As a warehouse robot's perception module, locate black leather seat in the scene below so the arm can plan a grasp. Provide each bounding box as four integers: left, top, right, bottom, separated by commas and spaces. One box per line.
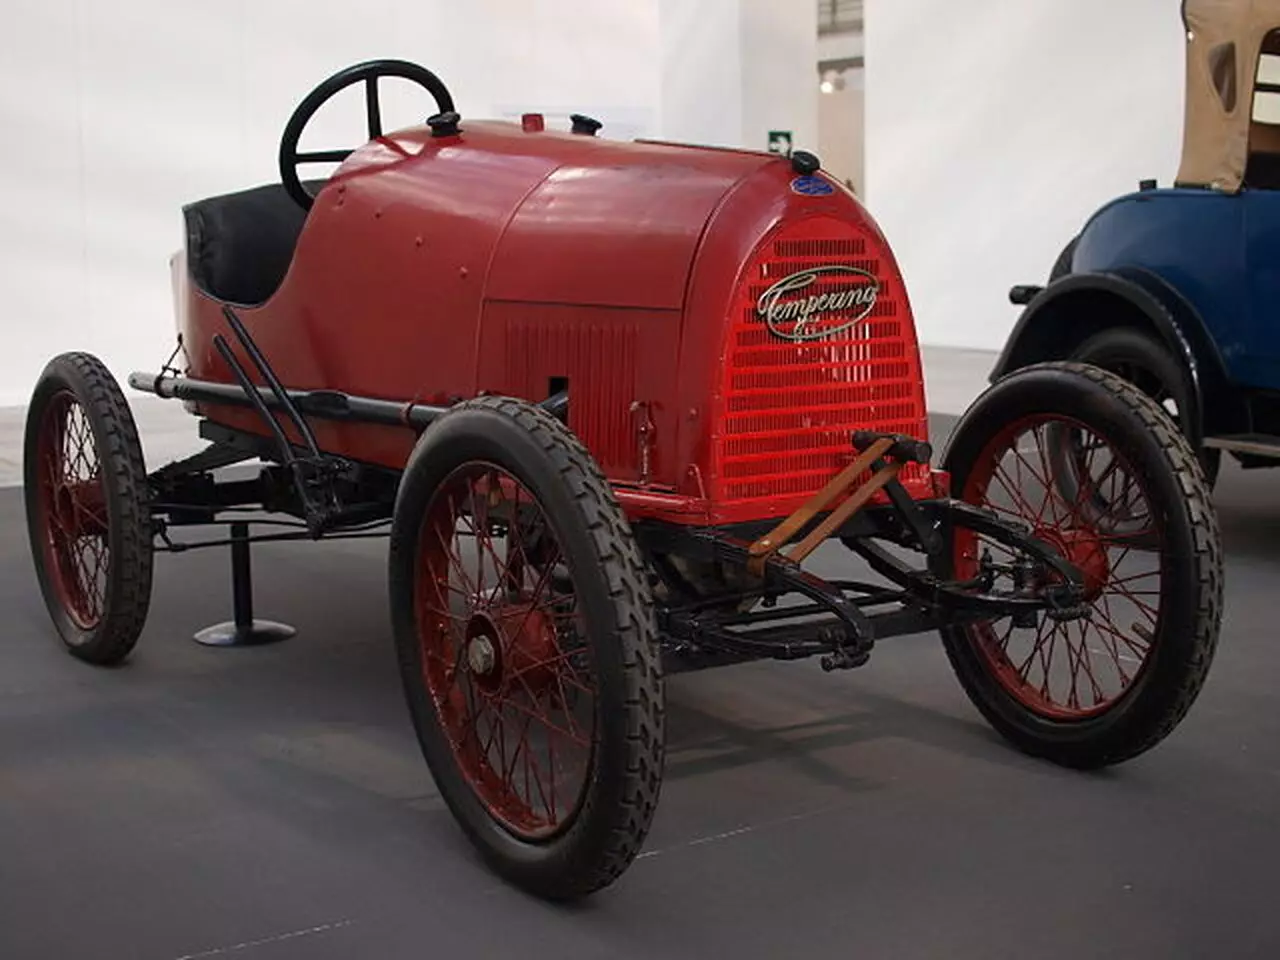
182, 182, 316, 306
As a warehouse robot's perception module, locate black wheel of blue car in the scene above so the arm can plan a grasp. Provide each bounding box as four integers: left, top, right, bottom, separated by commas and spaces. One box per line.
939, 362, 1222, 769
1066, 326, 1220, 490
388, 396, 664, 901
23, 353, 153, 665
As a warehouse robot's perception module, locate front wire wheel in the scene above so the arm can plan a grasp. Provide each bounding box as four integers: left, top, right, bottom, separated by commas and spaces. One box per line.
418, 462, 595, 840
940, 362, 1222, 768
389, 396, 664, 900
23, 352, 153, 665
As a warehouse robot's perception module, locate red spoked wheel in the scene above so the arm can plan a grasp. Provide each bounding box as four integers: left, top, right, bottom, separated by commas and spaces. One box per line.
940, 363, 1222, 768
955, 414, 1162, 719
36, 391, 111, 628
389, 396, 664, 900
23, 353, 153, 665
417, 462, 596, 840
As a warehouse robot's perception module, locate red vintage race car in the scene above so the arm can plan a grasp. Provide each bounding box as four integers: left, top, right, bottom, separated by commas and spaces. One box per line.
23, 60, 1223, 900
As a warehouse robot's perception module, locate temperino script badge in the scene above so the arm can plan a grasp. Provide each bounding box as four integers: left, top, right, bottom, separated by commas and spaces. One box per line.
755, 265, 880, 342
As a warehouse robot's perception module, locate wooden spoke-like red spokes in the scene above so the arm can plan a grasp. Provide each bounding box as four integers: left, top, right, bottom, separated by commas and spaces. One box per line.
35, 391, 111, 630
414, 462, 596, 840
953, 414, 1163, 720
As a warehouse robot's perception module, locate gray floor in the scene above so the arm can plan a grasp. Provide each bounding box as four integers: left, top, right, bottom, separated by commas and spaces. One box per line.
3, 416, 1279, 960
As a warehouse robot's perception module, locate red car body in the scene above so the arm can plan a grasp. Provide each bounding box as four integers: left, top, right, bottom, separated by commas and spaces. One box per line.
175, 120, 937, 526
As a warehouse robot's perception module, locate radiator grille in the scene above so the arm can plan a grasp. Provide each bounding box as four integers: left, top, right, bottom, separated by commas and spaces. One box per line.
711, 216, 928, 507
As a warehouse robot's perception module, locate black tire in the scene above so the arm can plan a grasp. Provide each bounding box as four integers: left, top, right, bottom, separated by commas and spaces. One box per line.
23, 352, 153, 665
1069, 326, 1220, 488
388, 395, 664, 900
939, 362, 1222, 769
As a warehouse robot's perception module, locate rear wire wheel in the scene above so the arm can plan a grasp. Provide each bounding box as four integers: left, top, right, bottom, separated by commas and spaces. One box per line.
23, 352, 153, 665
388, 396, 664, 900
940, 362, 1222, 768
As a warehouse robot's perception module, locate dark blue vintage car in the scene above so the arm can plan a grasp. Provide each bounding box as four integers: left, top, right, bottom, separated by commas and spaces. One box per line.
995, 0, 1280, 487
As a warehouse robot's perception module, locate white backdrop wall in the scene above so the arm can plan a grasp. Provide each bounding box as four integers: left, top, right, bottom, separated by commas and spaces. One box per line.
0, 0, 815, 408
819, 72, 864, 194
817, 25, 865, 193
658, 0, 818, 155
865, 0, 1187, 352
659, 0, 745, 147
740, 0, 819, 155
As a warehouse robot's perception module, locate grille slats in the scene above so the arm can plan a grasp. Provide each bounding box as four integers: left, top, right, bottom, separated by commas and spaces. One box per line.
712, 216, 928, 509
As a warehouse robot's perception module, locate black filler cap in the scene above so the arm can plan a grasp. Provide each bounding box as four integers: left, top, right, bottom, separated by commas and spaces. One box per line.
570, 113, 603, 136
790, 150, 821, 175
427, 111, 462, 137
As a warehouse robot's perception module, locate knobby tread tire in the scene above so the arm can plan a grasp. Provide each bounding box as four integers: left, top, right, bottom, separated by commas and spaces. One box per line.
388, 395, 664, 900
24, 352, 154, 665
940, 361, 1223, 769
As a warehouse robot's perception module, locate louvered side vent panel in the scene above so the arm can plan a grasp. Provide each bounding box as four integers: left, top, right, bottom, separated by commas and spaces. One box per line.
712, 217, 928, 509
505, 313, 639, 478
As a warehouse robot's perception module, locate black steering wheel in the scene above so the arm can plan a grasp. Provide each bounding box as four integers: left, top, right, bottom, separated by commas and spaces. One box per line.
278, 59, 457, 211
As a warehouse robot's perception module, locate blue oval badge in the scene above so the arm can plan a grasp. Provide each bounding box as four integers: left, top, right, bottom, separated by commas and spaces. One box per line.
790, 174, 834, 197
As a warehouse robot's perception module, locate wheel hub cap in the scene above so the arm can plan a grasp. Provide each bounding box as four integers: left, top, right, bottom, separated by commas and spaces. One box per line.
466, 634, 497, 676
464, 614, 503, 688
462, 604, 560, 693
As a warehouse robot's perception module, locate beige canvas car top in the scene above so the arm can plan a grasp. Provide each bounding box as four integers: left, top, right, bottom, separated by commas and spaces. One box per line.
1178, 0, 1280, 191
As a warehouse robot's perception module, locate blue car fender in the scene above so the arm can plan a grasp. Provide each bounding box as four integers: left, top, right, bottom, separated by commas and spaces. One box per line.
992, 268, 1245, 439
